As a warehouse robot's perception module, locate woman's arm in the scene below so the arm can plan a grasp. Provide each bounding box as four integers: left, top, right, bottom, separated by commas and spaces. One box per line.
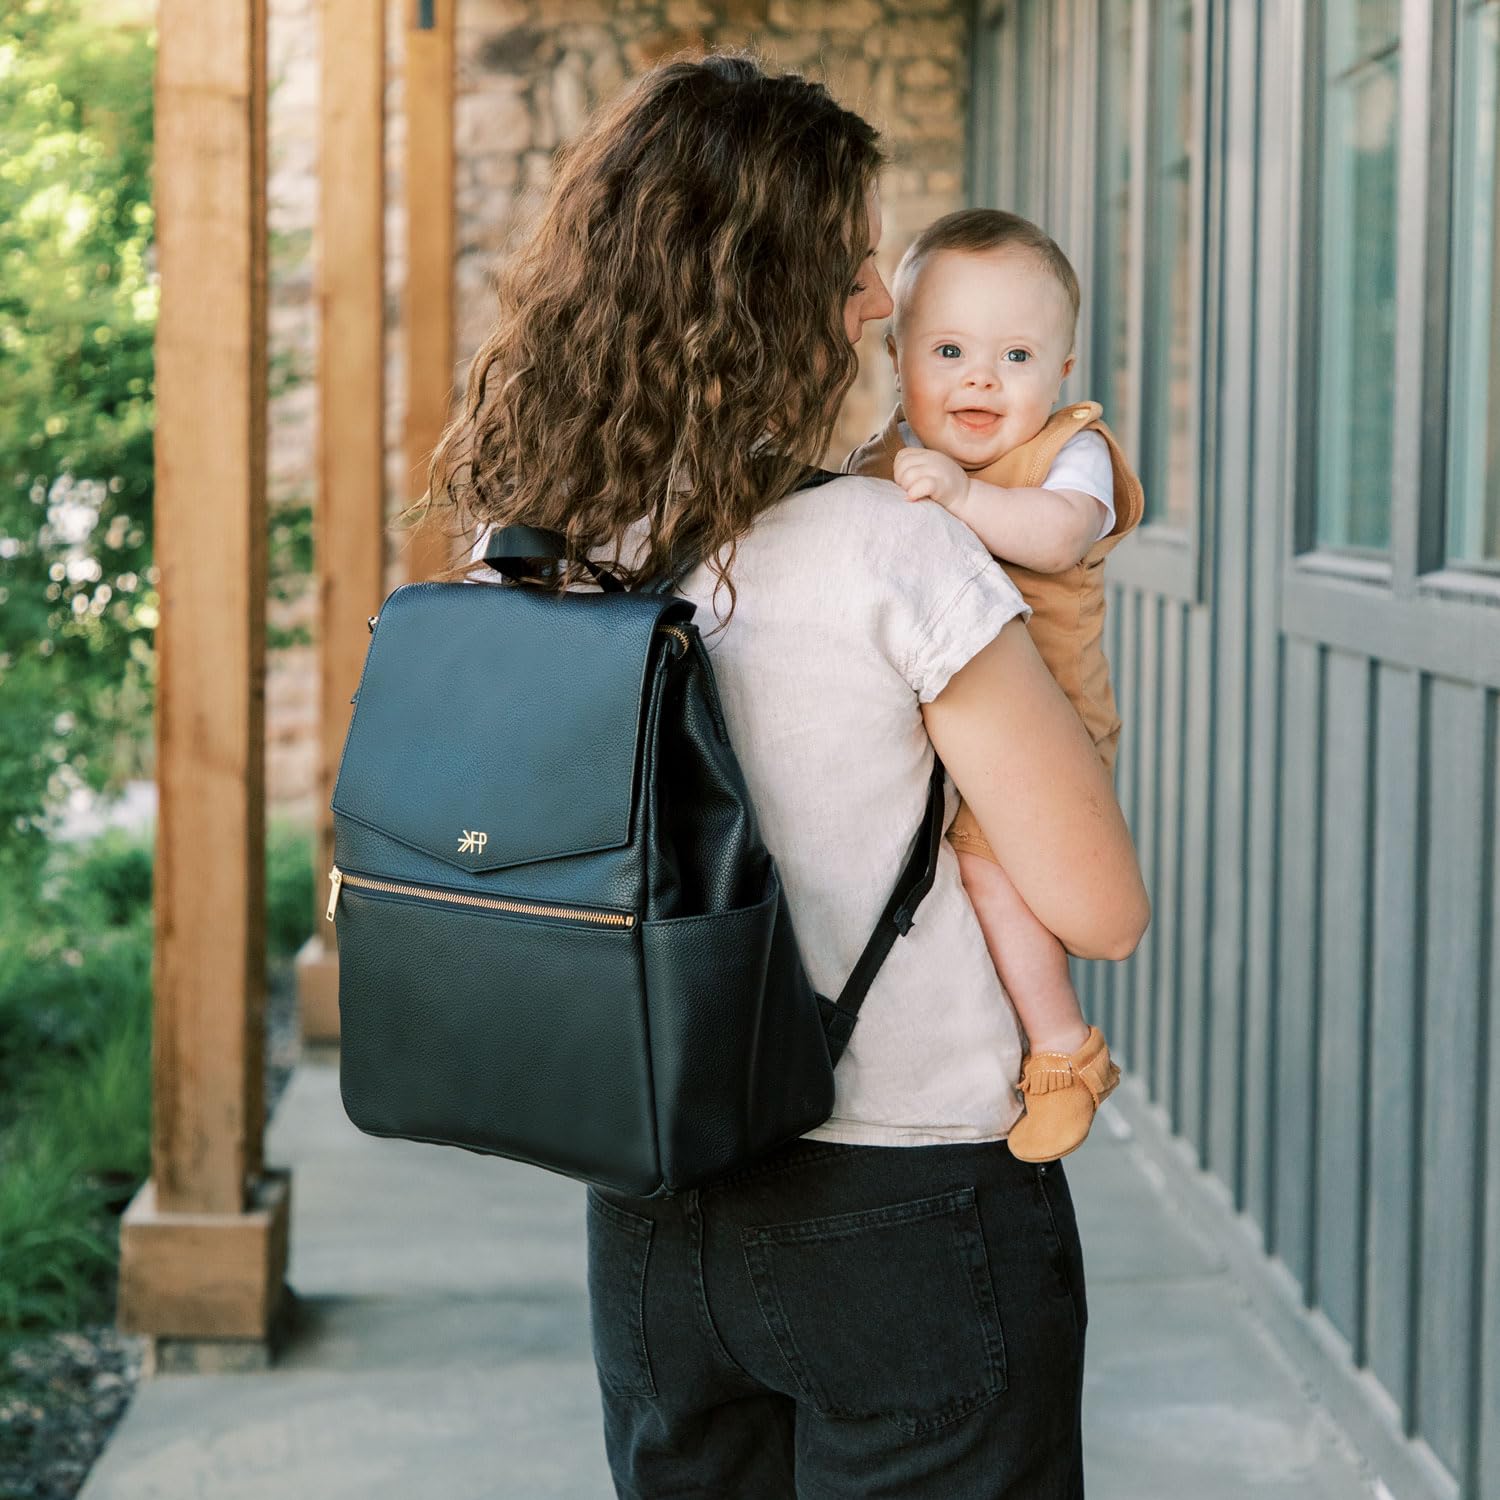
921, 617, 1149, 961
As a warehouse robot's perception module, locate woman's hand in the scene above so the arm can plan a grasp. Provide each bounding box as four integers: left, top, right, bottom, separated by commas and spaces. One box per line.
921, 617, 1149, 961
893, 447, 971, 515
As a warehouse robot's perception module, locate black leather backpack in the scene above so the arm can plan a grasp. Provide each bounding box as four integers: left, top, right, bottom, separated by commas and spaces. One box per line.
326, 474, 945, 1196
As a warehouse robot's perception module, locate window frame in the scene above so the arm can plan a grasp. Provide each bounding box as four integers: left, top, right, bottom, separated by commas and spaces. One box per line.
969, 1, 1014, 208
1279, 0, 1500, 679
1102, 0, 1218, 605
971, 0, 1099, 407
1310, 3, 1405, 559
1090, 0, 1139, 451
969, 0, 1219, 603
1440, 0, 1500, 576
972, 0, 1056, 219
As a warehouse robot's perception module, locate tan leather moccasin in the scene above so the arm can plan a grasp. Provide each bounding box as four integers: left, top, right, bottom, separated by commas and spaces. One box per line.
1006, 1025, 1121, 1164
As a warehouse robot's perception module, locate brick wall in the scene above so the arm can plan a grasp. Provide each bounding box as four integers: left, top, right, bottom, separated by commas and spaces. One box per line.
265, 0, 971, 815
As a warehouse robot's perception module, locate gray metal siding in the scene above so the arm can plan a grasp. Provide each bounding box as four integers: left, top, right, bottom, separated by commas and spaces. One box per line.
1097, 588, 1498, 1484
972, 0, 1498, 1488
1368, 664, 1422, 1408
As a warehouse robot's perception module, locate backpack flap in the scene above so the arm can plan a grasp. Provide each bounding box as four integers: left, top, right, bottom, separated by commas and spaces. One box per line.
331, 580, 693, 875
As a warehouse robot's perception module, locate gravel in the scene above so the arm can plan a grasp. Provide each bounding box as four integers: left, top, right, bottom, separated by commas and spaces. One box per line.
0, 1327, 145, 1500
265, 951, 302, 1116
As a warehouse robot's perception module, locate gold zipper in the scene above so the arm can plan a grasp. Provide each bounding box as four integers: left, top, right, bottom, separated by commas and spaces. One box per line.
326, 865, 634, 928
660, 624, 691, 653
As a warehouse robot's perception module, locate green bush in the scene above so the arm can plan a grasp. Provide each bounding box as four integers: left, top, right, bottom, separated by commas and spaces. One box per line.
0, 0, 157, 895
0, 831, 153, 1117
266, 818, 316, 960
0, 1127, 116, 1332
0, 0, 320, 1348
0, 818, 314, 1339
0, 830, 153, 1337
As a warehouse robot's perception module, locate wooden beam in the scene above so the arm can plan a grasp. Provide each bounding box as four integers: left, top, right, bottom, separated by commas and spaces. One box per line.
143, 0, 268, 1214
119, 0, 289, 1343
298, 0, 387, 1041
401, 0, 457, 581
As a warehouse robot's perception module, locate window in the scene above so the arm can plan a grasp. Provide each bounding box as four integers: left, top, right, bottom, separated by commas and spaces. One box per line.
1095, 0, 1135, 440
1281, 0, 1500, 677
1312, 0, 1400, 555
1142, 0, 1196, 530
972, 4, 1016, 210
1446, 0, 1500, 572
1011, 1, 1053, 223
973, 1, 1053, 220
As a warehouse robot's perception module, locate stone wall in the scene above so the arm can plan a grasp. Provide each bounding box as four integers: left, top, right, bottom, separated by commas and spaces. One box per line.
451, 0, 970, 458
264, 0, 321, 821
265, 0, 972, 816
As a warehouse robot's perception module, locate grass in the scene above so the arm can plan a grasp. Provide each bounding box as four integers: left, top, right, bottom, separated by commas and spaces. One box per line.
0, 1129, 117, 1332
0, 818, 315, 1347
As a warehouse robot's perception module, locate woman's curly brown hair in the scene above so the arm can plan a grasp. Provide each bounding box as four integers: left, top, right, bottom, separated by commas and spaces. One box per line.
422, 52, 886, 614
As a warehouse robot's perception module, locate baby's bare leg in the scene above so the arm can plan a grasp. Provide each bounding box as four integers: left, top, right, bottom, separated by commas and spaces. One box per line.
957, 848, 1090, 1054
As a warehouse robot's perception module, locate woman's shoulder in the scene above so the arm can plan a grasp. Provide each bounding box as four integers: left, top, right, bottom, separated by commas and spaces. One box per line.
754, 475, 1028, 701
772, 472, 997, 582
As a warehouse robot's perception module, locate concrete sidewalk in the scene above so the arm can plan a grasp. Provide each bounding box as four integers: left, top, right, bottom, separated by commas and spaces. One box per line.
80, 1062, 1378, 1499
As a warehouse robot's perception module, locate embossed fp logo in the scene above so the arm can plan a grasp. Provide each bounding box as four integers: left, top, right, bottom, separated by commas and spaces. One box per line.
458, 829, 489, 854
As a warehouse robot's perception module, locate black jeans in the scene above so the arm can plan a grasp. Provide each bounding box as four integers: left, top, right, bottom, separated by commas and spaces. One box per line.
585, 1137, 1087, 1499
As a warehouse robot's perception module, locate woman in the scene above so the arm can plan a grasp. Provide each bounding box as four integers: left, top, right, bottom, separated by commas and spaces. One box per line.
432, 53, 1148, 1500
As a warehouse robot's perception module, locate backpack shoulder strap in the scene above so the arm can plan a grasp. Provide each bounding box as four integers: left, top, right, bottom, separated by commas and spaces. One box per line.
818, 754, 947, 1066
482, 525, 625, 592
637, 461, 944, 1062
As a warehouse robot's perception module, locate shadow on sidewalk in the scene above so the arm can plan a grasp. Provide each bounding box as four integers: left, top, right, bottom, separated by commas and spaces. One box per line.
78, 1064, 1375, 1500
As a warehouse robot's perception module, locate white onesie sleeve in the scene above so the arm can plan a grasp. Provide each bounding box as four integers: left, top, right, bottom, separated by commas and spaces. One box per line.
1041, 428, 1116, 541
898, 418, 1118, 541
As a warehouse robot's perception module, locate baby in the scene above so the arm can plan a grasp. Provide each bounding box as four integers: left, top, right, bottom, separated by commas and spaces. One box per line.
846, 208, 1144, 1162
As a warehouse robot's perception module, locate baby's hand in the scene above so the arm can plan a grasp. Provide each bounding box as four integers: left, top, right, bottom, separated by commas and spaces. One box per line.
893, 447, 970, 514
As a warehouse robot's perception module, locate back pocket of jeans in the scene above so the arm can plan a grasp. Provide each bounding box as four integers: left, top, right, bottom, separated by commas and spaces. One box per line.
741, 1187, 1006, 1434
585, 1191, 657, 1398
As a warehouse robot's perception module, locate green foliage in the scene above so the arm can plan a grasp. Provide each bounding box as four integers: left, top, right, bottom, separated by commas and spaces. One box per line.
0, 832, 154, 1129
0, 818, 315, 1338
0, 1129, 116, 1332
0, 829, 154, 1336
265, 817, 315, 960
0, 0, 157, 892
0, 836, 150, 1101
0, 1, 320, 1343
268, 500, 316, 650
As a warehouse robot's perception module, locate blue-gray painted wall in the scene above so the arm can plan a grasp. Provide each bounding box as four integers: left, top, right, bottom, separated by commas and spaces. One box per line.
969, 1, 1499, 1492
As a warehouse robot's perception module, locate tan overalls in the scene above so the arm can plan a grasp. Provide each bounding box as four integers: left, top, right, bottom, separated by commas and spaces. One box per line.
845, 400, 1145, 863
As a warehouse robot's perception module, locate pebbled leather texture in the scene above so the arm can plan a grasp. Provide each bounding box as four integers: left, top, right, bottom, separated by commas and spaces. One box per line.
331, 530, 939, 1196
332, 581, 691, 874
641, 866, 835, 1187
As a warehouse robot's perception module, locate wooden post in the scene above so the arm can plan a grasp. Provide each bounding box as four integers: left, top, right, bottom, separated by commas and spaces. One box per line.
118, 0, 291, 1352
295, 0, 388, 1042
401, 0, 457, 582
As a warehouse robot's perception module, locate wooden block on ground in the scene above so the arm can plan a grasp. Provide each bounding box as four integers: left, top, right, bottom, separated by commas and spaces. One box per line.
295, 932, 341, 1043
149, 1287, 300, 1374
118, 1170, 291, 1341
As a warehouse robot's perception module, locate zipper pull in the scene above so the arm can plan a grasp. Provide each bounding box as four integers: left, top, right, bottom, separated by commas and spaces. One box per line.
326, 866, 343, 922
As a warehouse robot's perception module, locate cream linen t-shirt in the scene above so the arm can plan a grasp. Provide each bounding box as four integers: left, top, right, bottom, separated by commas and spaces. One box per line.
471, 475, 1032, 1146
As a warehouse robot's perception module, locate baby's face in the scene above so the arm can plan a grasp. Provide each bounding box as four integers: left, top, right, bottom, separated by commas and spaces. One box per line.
890, 247, 1076, 470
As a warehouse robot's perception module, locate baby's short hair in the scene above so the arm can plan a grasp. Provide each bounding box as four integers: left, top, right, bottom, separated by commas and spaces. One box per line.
890, 208, 1080, 342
